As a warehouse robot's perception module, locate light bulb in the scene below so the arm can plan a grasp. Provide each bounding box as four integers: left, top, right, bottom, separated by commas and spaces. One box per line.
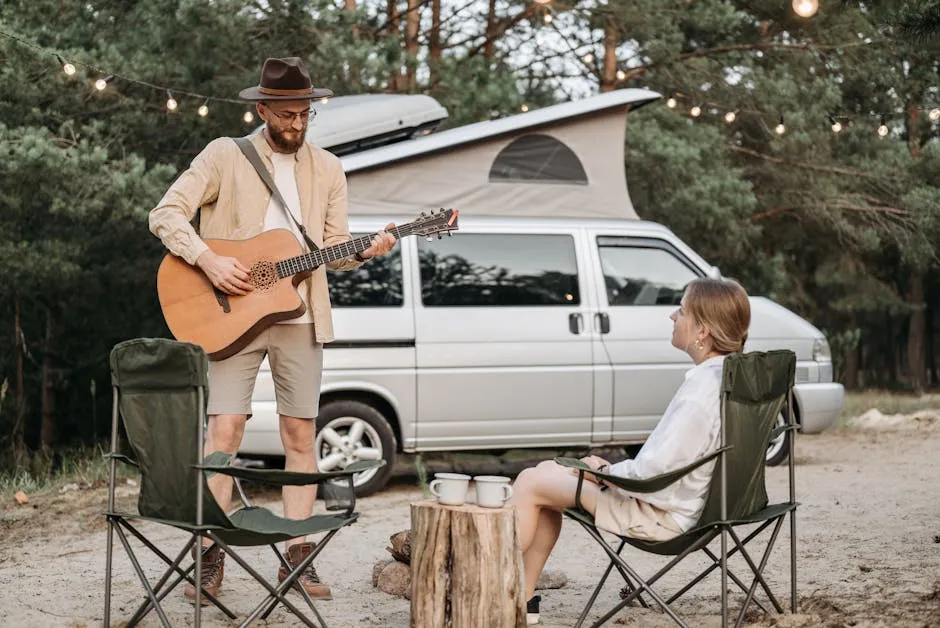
95, 78, 107, 91
521, 104, 529, 112
243, 111, 254, 124
543, 13, 552, 24
792, 0, 818, 18
690, 105, 702, 118
666, 97, 677, 109
198, 103, 209, 117
929, 108, 940, 122
63, 62, 76, 75
831, 121, 842, 133
166, 91, 178, 112
616, 69, 626, 81
582, 53, 593, 64
877, 123, 889, 137
724, 111, 737, 123
775, 117, 786, 135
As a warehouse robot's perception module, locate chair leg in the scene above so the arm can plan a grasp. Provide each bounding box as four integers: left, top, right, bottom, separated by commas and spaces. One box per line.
104, 515, 116, 627
574, 540, 624, 628
260, 542, 328, 626
729, 522, 786, 628
113, 524, 173, 628
118, 522, 236, 625
789, 508, 797, 613
578, 523, 691, 628
207, 534, 324, 628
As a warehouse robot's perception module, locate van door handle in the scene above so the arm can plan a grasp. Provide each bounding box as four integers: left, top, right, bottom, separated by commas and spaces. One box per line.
595, 312, 610, 334
568, 313, 584, 335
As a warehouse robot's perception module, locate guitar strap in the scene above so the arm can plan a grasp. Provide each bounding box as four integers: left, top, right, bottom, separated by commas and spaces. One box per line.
233, 136, 318, 252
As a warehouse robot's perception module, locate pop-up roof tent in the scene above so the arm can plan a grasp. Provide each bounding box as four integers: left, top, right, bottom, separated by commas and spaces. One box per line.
334, 89, 661, 220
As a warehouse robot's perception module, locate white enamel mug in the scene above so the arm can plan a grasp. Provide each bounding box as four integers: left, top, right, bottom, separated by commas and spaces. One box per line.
473, 475, 514, 508
429, 472, 471, 506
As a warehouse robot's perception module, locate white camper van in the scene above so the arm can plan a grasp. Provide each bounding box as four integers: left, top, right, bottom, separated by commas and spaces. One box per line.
239, 91, 844, 495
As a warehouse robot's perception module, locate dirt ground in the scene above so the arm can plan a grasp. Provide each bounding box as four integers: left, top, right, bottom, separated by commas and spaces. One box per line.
1, 413, 939, 628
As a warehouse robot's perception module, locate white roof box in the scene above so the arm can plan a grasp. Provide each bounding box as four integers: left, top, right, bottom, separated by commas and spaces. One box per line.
305, 94, 448, 156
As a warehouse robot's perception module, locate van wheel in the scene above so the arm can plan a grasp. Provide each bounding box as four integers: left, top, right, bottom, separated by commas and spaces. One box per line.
315, 400, 397, 497
765, 412, 791, 467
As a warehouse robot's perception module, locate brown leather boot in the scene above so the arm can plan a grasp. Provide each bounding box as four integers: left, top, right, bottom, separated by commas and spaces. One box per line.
184, 545, 225, 604
278, 542, 332, 600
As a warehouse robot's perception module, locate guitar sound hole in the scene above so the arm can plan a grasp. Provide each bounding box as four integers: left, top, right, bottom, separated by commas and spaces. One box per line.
250, 259, 279, 292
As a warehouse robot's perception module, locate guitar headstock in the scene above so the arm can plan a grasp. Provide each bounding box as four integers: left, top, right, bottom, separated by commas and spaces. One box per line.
412, 208, 460, 240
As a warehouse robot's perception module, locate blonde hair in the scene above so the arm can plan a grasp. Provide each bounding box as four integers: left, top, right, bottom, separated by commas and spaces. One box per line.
683, 278, 751, 354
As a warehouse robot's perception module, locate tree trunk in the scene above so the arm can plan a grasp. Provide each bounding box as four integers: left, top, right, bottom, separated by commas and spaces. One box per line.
387, 0, 402, 91
410, 500, 525, 627
405, 0, 420, 89
600, 16, 618, 92
484, 0, 497, 60
345, 0, 356, 9
428, 0, 441, 86
12, 295, 26, 457
907, 273, 927, 394
39, 311, 56, 454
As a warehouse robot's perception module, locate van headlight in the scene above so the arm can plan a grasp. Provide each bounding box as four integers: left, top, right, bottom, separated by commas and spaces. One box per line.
812, 337, 832, 362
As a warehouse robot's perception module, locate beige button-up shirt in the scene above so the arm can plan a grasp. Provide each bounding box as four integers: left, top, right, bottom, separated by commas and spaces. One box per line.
149, 133, 362, 344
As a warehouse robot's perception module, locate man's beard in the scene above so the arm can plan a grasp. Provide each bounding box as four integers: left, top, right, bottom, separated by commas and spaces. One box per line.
268, 125, 307, 152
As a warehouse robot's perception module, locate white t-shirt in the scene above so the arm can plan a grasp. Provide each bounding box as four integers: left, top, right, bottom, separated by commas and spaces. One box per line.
263, 152, 313, 325
608, 355, 725, 531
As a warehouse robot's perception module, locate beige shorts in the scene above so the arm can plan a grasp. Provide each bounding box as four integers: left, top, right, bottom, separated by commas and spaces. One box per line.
594, 489, 684, 541
207, 323, 323, 419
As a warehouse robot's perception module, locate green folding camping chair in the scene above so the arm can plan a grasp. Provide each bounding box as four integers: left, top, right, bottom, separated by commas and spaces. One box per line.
556, 350, 798, 628
103, 337, 384, 628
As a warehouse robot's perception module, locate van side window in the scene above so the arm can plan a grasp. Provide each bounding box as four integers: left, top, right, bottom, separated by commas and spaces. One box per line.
597, 238, 701, 306
419, 234, 580, 306
327, 234, 403, 307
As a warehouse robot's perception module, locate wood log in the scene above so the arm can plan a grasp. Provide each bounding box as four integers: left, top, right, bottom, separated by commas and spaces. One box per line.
410, 500, 525, 628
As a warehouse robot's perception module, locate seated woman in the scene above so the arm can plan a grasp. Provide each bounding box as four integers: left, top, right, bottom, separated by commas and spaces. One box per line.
508, 277, 751, 625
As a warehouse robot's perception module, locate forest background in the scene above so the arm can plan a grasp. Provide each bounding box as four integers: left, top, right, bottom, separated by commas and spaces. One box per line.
1, 0, 939, 472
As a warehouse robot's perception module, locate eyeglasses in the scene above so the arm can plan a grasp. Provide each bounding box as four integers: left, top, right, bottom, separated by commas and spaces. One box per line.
265, 107, 314, 123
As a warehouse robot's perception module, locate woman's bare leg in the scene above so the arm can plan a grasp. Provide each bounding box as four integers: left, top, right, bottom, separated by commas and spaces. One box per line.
510, 461, 602, 599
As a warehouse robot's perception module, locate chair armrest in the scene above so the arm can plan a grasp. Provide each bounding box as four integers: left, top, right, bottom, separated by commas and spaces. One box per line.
103, 452, 139, 468
555, 446, 731, 496
770, 424, 800, 441
196, 456, 385, 487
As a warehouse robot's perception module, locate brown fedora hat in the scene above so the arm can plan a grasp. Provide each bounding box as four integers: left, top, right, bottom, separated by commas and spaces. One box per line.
238, 57, 333, 101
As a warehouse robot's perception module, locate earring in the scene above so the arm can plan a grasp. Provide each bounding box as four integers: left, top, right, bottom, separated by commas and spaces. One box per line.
695, 338, 705, 352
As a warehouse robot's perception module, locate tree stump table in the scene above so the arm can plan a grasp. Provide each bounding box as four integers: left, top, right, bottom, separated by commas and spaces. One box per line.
410, 499, 526, 628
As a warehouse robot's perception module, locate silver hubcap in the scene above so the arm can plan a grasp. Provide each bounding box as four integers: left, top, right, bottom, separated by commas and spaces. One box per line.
766, 414, 786, 461
316, 416, 383, 487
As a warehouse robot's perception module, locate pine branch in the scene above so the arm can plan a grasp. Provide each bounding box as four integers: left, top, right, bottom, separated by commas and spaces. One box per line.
728, 145, 884, 181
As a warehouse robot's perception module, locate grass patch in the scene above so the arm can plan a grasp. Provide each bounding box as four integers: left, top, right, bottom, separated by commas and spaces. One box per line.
840, 391, 940, 426
0, 443, 135, 498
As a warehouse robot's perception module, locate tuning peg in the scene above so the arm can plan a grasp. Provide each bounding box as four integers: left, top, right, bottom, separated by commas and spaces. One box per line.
447, 231, 452, 237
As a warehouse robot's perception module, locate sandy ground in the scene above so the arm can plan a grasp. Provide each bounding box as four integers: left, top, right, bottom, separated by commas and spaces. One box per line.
1, 413, 939, 628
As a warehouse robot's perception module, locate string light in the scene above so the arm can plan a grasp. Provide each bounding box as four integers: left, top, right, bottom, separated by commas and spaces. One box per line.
616, 69, 626, 81
930, 108, 940, 122
243, 110, 255, 124
666, 97, 677, 109
56, 54, 76, 76
775, 116, 786, 135
582, 53, 593, 64
724, 110, 737, 123
543, 13, 553, 24
521, 104, 529, 112
94, 75, 114, 91
877, 116, 889, 137
792, 0, 819, 18
165, 90, 178, 112
689, 104, 702, 118
197, 100, 209, 117
829, 116, 843, 133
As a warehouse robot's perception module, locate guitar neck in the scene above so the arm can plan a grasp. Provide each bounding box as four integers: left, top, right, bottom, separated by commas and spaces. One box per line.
276, 222, 413, 277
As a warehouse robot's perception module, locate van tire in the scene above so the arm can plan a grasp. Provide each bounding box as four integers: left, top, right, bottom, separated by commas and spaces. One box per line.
765, 412, 791, 467
315, 400, 397, 497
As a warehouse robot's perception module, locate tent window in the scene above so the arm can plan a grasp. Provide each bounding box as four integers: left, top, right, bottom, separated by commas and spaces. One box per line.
489, 134, 588, 184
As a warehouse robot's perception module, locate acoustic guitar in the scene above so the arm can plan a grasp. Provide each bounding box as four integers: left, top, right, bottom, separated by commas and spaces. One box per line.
157, 208, 459, 360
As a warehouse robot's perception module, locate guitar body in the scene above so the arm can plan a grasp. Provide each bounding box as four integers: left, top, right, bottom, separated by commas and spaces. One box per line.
157, 229, 309, 360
